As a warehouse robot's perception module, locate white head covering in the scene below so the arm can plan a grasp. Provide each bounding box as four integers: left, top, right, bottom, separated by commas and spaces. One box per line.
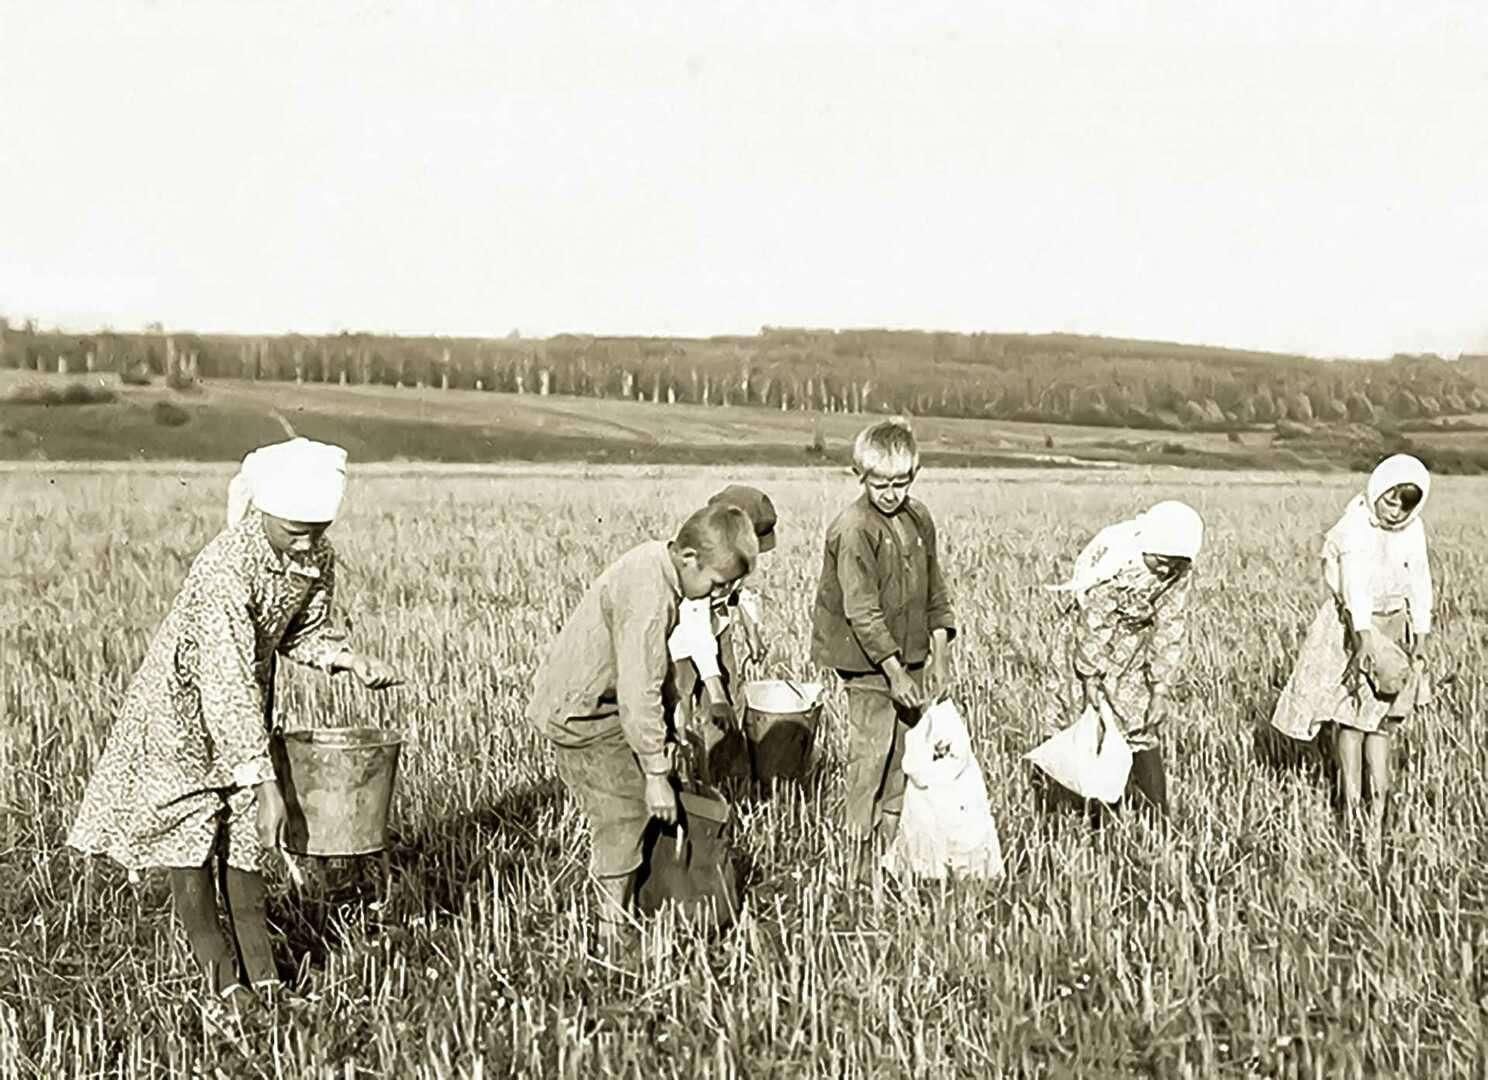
1045, 500, 1204, 595
226, 438, 348, 526
1364, 453, 1430, 531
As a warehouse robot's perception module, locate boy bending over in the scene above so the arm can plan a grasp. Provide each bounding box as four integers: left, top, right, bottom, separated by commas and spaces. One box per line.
529, 503, 759, 945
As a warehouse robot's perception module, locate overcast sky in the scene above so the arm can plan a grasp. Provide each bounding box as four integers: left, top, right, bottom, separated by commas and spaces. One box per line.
1, 1, 1484, 358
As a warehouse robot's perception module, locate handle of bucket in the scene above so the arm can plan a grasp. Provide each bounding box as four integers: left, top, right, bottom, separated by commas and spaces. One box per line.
781, 675, 812, 708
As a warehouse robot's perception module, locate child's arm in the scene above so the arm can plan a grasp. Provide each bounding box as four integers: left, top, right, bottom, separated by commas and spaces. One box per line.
923, 514, 957, 645
923, 514, 957, 695
1406, 525, 1433, 648
196, 574, 277, 791
1141, 577, 1192, 735
280, 558, 401, 688
612, 575, 679, 822
1336, 543, 1379, 651
734, 588, 766, 664
1072, 582, 1119, 717
838, 528, 922, 708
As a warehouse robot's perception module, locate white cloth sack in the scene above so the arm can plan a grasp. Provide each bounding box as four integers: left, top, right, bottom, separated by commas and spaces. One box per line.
881, 698, 1004, 881
1025, 701, 1133, 804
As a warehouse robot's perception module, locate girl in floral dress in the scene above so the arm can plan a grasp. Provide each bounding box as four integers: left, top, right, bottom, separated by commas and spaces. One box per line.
1270, 454, 1434, 845
1043, 500, 1205, 817
68, 438, 400, 1007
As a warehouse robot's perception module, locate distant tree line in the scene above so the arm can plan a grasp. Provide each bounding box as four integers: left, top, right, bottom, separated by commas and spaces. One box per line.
3, 317, 1485, 431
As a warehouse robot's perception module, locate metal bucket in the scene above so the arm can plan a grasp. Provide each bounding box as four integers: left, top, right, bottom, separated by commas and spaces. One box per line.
742, 680, 823, 784
271, 727, 403, 856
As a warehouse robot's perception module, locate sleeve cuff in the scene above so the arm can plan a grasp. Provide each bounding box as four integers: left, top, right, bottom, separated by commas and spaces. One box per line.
638, 751, 672, 776
231, 758, 275, 788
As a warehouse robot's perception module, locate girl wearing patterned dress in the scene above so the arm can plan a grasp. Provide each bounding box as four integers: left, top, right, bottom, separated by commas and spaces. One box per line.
1043, 500, 1205, 815
1270, 454, 1433, 842
68, 438, 400, 1007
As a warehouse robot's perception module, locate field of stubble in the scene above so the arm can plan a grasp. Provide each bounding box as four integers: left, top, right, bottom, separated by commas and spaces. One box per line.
4, 463, 1488, 1078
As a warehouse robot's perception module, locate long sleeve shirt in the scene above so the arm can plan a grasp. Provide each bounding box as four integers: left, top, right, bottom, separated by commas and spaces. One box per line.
1071, 561, 1192, 698
1322, 499, 1433, 636
527, 540, 682, 775
811, 494, 956, 674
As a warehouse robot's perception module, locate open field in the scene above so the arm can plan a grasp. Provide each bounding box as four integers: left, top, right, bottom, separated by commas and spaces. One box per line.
5, 464, 1488, 1076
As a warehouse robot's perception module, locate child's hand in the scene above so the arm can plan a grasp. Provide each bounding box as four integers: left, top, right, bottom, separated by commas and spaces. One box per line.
739, 617, 767, 665
707, 699, 737, 732
348, 654, 403, 690
645, 775, 678, 825
887, 668, 924, 711
256, 781, 287, 849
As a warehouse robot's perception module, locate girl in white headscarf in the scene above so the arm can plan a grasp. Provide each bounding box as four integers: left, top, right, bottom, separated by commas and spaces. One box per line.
1270, 454, 1433, 840
68, 438, 401, 1011
1041, 500, 1205, 816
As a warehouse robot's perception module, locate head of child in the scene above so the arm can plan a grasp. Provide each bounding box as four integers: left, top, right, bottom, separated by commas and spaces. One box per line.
670, 504, 759, 600
707, 485, 777, 558
231, 437, 347, 557
1367, 453, 1430, 530
853, 419, 919, 515
261, 515, 331, 557
1374, 484, 1422, 528
1138, 501, 1203, 583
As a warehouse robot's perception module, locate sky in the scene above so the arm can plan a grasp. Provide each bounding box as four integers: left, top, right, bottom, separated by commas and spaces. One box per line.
1, 1, 1485, 359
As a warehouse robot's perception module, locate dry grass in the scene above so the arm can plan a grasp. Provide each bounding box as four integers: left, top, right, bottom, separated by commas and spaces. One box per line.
3, 465, 1488, 1077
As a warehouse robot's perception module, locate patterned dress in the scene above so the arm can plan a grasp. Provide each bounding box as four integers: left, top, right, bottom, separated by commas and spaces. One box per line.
68, 515, 346, 872
1044, 562, 1192, 752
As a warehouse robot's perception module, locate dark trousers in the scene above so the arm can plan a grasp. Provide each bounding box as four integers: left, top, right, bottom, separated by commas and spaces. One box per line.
1089, 747, 1167, 827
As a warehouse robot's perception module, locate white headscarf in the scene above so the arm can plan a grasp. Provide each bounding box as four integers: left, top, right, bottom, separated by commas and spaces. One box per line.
1045, 500, 1204, 596
1363, 453, 1431, 531
226, 438, 349, 526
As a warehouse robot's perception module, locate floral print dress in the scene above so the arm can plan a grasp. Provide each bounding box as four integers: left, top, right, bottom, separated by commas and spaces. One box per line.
68, 514, 346, 872
1044, 562, 1192, 752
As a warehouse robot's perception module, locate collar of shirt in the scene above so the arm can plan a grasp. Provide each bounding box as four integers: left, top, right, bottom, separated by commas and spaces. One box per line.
654, 540, 681, 598
856, 491, 922, 527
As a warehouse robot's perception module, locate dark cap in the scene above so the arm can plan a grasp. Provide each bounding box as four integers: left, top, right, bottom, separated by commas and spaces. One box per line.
707, 484, 777, 552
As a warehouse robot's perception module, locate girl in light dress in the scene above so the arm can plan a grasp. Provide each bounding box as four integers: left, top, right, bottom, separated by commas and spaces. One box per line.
1271, 454, 1434, 844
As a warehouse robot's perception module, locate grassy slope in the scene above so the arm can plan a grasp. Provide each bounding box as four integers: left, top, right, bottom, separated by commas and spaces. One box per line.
0, 371, 1341, 471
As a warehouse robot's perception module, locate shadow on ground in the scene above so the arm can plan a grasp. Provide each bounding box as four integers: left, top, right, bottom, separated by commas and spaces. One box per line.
269, 777, 569, 982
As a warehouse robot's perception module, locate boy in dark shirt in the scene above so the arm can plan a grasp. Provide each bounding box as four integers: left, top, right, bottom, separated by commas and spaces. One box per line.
811, 419, 956, 879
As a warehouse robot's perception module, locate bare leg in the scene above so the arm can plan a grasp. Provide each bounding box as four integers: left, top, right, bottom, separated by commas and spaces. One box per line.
1362, 732, 1392, 844
1334, 725, 1365, 835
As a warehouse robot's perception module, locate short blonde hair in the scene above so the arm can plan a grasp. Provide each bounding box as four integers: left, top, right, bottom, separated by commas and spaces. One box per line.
675, 503, 759, 579
852, 418, 919, 477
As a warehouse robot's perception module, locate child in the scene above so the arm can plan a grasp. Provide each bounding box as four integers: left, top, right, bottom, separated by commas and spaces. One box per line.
68, 438, 401, 1008
810, 419, 956, 879
1043, 500, 1204, 817
1270, 454, 1433, 846
668, 485, 778, 780
528, 502, 759, 946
